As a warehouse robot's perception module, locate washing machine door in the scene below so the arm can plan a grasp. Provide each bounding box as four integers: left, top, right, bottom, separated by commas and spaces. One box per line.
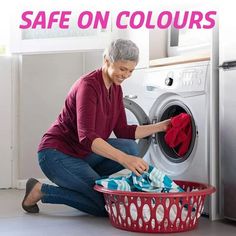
123, 97, 152, 157
149, 93, 197, 176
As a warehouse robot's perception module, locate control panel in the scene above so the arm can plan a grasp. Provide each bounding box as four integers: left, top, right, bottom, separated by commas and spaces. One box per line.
145, 62, 209, 93
181, 68, 205, 88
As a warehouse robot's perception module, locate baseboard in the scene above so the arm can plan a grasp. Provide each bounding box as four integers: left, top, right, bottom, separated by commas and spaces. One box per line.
17, 178, 55, 190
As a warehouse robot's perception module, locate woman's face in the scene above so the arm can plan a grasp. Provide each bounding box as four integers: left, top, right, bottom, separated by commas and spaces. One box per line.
106, 60, 137, 85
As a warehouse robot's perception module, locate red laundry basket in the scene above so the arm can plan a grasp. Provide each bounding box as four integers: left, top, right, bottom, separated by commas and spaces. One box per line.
94, 180, 216, 233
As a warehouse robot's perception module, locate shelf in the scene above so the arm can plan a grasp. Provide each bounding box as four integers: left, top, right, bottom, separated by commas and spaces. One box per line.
149, 54, 210, 68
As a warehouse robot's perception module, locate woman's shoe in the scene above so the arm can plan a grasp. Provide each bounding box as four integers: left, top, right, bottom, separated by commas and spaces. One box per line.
22, 178, 40, 213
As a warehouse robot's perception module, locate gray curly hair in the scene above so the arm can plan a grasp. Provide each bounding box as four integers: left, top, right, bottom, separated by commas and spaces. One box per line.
103, 39, 139, 63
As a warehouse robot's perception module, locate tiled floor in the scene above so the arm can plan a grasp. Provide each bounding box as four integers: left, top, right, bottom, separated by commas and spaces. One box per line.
0, 189, 236, 236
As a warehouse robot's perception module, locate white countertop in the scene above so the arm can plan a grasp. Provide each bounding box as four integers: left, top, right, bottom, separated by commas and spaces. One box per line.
149, 54, 210, 67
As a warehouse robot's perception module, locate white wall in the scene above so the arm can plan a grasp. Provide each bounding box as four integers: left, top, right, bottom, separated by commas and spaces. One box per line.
84, 50, 103, 73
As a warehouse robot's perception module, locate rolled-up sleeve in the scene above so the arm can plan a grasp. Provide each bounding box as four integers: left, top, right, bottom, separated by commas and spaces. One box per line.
76, 81, 100, 151
113, 90, 137, 139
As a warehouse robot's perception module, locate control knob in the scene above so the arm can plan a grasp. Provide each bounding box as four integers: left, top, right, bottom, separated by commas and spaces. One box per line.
165, 77, 173, 86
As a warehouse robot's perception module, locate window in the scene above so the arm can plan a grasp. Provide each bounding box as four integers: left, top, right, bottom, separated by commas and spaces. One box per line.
0, 3, 10, 55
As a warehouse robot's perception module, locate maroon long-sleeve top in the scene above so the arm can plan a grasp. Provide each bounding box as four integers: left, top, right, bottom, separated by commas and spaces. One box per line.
38, 68, 137, 158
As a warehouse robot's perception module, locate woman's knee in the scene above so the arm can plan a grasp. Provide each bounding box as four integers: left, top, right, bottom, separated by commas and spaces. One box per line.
125, 140, 139, 156
108, 139, 139, 156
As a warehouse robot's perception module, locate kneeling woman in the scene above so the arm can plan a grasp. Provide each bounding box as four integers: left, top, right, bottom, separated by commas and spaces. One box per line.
22, 39, 170, 216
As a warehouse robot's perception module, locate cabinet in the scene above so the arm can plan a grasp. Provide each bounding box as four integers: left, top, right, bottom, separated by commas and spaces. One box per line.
0, 57, 12, 188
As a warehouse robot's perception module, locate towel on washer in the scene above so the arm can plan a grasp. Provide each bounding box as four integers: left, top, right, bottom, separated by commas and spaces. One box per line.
164, 113, 192, 156
95, 165, 184, 193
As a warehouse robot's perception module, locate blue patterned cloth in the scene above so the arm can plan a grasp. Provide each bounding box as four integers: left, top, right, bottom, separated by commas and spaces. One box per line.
95, 165, 184, 193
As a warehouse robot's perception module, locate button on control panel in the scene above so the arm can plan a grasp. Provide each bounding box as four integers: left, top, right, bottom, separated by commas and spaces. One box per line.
181, 68, 205, 88
165, 77, 173, 86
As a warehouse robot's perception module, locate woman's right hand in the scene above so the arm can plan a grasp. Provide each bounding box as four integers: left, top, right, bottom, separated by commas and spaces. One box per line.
119, 155, 149, 176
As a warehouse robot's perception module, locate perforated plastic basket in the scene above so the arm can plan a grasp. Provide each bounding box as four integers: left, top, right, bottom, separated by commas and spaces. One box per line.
94, 180, 215, 233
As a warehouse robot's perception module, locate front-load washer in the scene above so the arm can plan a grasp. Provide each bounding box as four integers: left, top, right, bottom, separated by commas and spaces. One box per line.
146, 61, 210, 183
122, 61, 211, 215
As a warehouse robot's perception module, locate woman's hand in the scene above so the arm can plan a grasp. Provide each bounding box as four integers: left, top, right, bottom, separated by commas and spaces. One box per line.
119, 155, 149, 176
135, 118, 171, 139
158, 119, 171, 132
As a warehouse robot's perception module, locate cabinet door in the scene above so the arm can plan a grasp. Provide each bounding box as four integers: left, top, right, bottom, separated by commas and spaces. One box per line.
0, 57, 12, 188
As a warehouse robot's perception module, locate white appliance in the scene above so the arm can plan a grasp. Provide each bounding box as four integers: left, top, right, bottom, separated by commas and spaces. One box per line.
123, 61, 211, 214
147, 61, 210, 182
219, 7, 236, 221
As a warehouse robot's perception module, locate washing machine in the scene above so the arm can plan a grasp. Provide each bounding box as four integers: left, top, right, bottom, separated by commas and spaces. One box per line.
122, 60, 211, 214
146, 61, 210, 181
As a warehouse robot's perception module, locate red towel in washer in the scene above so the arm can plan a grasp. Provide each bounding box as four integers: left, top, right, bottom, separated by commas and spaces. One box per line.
164, 113, 192, 156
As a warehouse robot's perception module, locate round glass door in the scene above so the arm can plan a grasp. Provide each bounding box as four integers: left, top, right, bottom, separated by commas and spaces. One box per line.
155, 100, 197, 163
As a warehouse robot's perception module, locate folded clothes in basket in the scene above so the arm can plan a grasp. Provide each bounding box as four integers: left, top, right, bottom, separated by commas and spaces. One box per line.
95, 165, 184, 193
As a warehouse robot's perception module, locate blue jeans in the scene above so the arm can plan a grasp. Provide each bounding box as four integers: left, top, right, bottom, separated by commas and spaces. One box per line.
38, 138, 139, 216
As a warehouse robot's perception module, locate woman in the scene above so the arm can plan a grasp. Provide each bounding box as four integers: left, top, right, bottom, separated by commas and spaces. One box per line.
22, 39, 170, 216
